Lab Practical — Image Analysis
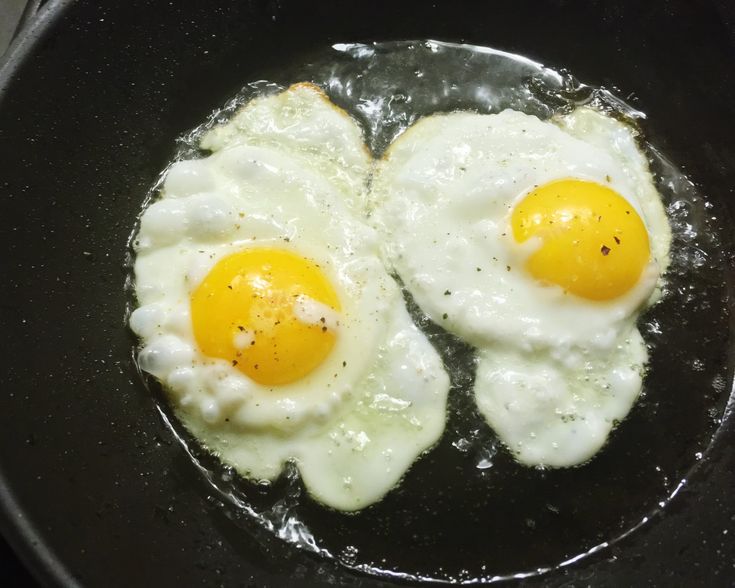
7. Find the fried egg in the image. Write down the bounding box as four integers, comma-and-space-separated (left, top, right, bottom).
130, 84, 449, 510
370, 107, 671, 466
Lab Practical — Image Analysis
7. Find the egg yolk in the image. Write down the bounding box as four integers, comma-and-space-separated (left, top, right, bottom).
191, 248, 340, 386
511, 179, 650, 301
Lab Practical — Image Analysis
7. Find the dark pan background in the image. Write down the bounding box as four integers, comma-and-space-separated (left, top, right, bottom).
0, 1, 36, 584
1, 1, 735, 586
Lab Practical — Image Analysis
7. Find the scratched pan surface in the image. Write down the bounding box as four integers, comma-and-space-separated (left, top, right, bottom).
1, 1, 735, 586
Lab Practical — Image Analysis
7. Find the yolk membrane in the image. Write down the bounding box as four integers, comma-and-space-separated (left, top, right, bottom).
191, 248, 340, 386
511, 179, 650, 301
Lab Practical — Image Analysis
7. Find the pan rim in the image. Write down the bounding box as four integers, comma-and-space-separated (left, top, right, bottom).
0, 3, 82, 586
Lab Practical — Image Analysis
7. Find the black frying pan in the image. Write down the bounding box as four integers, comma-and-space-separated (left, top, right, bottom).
2, 1, 735, 586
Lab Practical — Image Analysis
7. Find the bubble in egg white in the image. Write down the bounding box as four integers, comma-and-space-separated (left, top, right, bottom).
138, 335, 194, 378
200, 398, 221, 424
138, 199, 188, 246
215, 376, 252, 408
164, 159, 217, 197
185, 193, 237, 240
129, 303, 165, 339
167, 366, 196, 391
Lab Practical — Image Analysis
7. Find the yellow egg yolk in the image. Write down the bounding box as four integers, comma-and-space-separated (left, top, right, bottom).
511, 179, 650, 301
191, 248, 340, 386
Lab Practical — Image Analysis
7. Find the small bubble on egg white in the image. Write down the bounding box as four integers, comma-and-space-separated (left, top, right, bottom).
200, 399, 221, 423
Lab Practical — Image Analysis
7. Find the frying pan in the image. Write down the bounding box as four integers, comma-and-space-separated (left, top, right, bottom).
2, 1, 735, 586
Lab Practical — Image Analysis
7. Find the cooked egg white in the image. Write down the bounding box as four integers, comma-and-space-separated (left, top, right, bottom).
201, 81, 371, 212
370, 107, 671, 466
130, 84, 449, 510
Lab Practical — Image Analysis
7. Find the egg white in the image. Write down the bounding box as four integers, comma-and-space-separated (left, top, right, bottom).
370, 107, 671, 466
370, 108, 670, 350
475, 330, 647, 467
201, 82, 371, 212
131, 85, 449, 510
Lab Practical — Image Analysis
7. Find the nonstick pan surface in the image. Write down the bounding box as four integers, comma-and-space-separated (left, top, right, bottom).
1, 1, 735, 586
